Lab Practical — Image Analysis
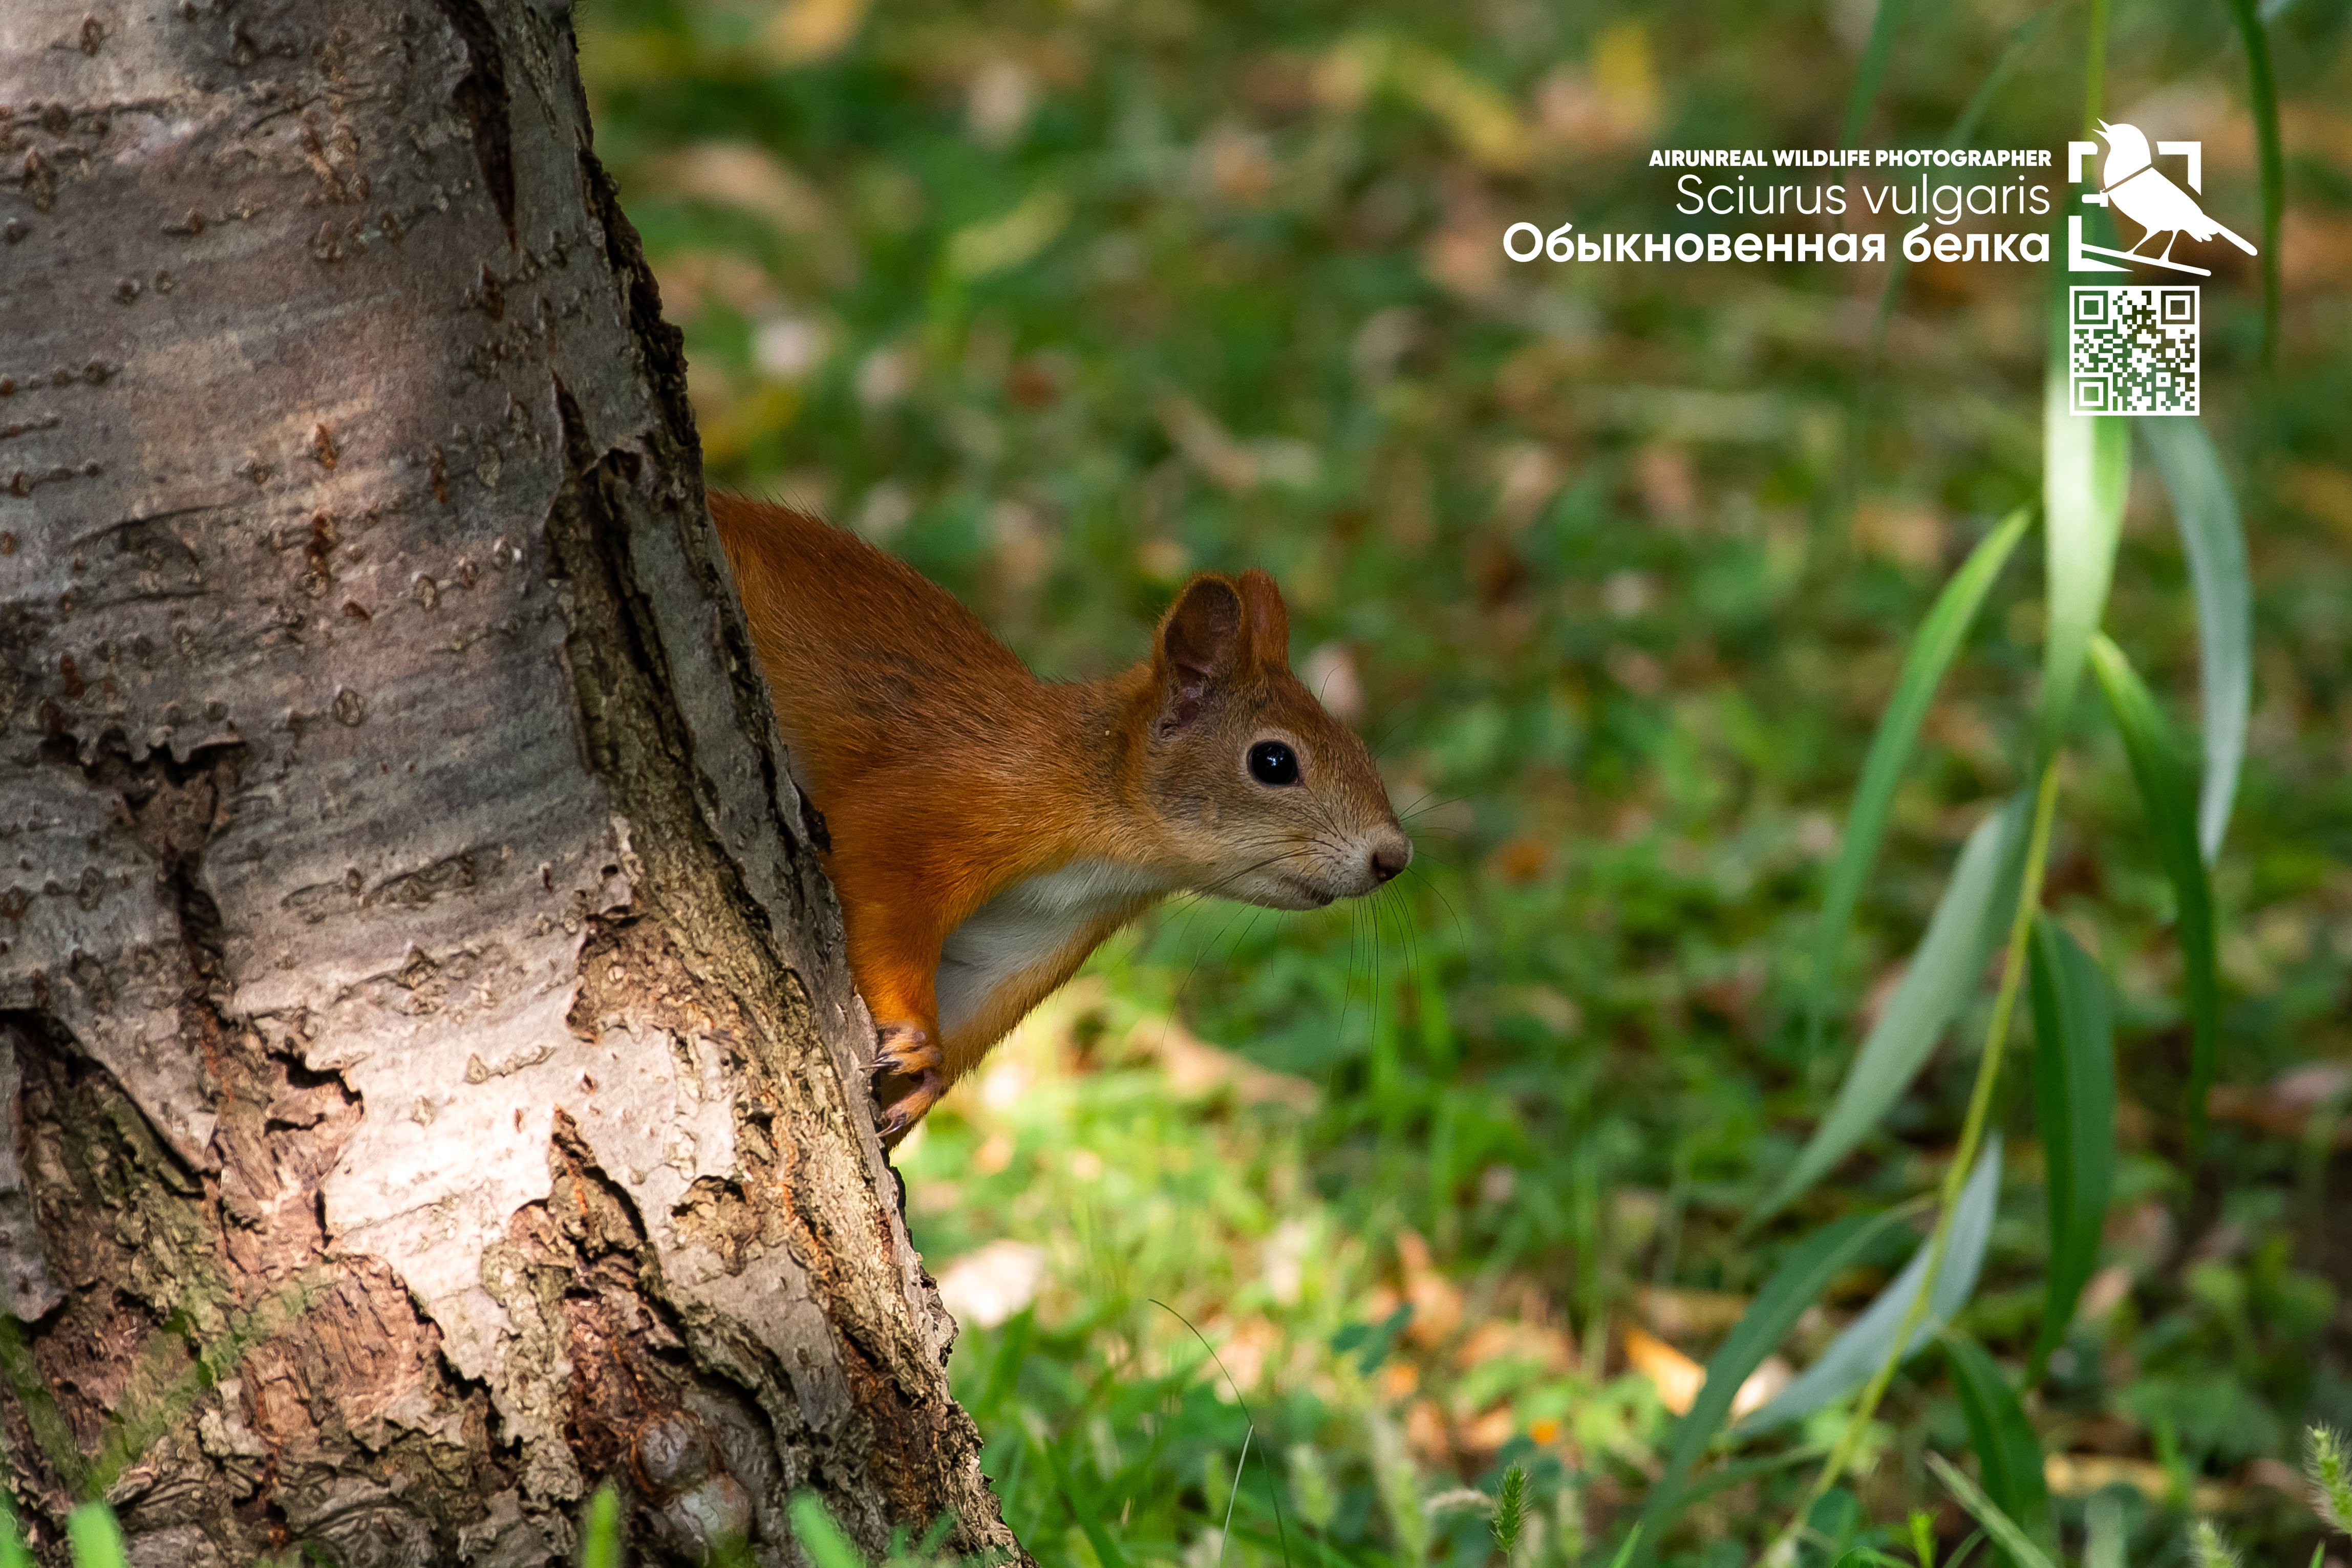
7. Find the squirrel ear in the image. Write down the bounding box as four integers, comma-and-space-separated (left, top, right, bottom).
1156, 575, 1243, 729
1236, 569, 1290, 670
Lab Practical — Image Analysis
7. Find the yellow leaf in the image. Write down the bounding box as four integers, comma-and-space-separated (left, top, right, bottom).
1622, 1323, 1704, 1416
759, 0, 869, 67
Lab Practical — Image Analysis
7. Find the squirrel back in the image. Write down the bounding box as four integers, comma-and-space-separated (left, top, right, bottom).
711, 492, 1409, 1140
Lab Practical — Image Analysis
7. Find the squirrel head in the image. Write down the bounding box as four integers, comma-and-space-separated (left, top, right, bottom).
1140, 570, 1412, 910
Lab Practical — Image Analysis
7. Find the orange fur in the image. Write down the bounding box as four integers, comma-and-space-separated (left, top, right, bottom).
711, 492, 1408, 1141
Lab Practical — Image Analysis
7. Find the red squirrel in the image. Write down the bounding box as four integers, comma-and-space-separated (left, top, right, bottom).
710, 493, 1412, 1142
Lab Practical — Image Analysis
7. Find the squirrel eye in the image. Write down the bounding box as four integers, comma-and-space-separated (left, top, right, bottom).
1247, 740, 1300, 786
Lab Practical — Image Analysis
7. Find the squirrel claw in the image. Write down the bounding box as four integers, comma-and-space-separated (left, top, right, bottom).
871, 1022, 939, 1080
875, 1081, 942, 1145
871, 1023, 944, 1145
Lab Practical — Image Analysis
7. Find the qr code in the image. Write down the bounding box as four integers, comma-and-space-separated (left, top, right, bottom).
2069, 286, 2198, 416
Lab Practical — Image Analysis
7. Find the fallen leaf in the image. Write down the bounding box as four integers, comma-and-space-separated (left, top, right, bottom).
637, 142, 829, 234
758, 0, 869, 65
936, 1239, 1045, 1329
1622, 1323, 1704, 1415
1457, 1405, 1517, 1455
1730, 1355, 1792, 1420
1396, 1230, 1465, 1346
1622, 1322, 1786, 1420
2209, 1063, 2352, 1146
2042, 1453, 2233, 1513
1130, 1014, 1317, 1110
1453, 1317, 1575, 1373
1405, 1398, 1451, 1463
1636, 1285, 1751, 1339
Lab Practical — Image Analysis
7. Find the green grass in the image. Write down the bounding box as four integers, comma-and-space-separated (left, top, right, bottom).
572, 0, 2352, 1563
0, 4, 2343, 1565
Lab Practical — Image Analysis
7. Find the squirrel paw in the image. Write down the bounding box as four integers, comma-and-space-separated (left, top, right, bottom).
871, 1023, 944, 1145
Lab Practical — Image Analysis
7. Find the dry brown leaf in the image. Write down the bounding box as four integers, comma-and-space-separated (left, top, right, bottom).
1456, 1405, 1517, 1455
2208, 1062, 2352, 1145
2043, 1453, 2233, 1513
637, 142, 829, 235
1453, 1317, 1576, 1373
1635, 1285, 1751, 1339
1622, 1323, 1704, 1416
1622, 1322, 1785, 1419
1396, 1230, 1465, 1346
1130, 1014, 1317, 1111
1404, 1398, 1451, 1464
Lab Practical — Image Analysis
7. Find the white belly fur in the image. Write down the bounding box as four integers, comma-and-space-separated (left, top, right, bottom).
935, 860, 1170, 1038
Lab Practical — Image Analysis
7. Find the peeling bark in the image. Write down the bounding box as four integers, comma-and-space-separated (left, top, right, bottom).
0, 1, 1011, 1562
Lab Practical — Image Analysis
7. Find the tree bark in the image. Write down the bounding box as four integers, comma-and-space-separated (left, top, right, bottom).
0, 2, 1013, 1563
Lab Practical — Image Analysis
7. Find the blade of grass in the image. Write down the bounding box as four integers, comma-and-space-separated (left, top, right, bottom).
2084, 1491, 2127, 1568
1767, 763, 2062, 1562
1948, 9, 2061, 146
790, 1492, 868, 1568
1870, 13, 2061, 352
1927, 1452, 2060, 1568
1145, 1297, 1292, 1568
2087, 634, 2222, 1151
1674, 1446, 1829, 1513
2136, 419, 2252, 862
2039, 310, 2130, 765
582, 1484, 626, 1568
2221, 0, 2284, 363
2083, 0, 2111, 125
1741, 1135, 2005, 1432
1023, 1414, 1135, 1568
65, 1505, 127, 1568
1631, 1205, 1918, 1561
1942, 1334, 2051, 1565
1802, 506, 2033, 1059
0, 1494, 25, 1568
1840, 0, 1908, 147
1772, 791, 2032, 1223
1367, 1408, 1428, 1565
2027, 915, 2115, 1381
1215, 1426, 1252, 1568
974, 1309, 1035, 1421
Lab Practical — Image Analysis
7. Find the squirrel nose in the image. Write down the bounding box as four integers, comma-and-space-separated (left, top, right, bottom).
1369, 835, 1412, 884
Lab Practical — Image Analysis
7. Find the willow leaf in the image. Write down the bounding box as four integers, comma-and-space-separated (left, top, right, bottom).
2137, 418, 2251, 862
1944, 1334, 2051, 1566
1742, 1135, 2005, 1432
1840, 0, 1907, 147
1632, 1208, 1909, 1563
1927, 1452, 2061, 1568
2222, 0, 2285, 362
1767, 796, 2030, 1222
2039, 296, 2130, 762
1806, 506, 2032, 1053
2087, 634, 2221, 1150
2027, 915, 2114, 1380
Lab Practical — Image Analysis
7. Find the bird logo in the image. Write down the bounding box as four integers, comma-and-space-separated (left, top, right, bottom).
2085, 120, 2257, 269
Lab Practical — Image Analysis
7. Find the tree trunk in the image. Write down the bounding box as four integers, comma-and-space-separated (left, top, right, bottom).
0, 2, 1013, 1563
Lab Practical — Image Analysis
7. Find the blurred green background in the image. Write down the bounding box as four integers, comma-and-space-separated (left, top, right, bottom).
580, 2, 2352, 1563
